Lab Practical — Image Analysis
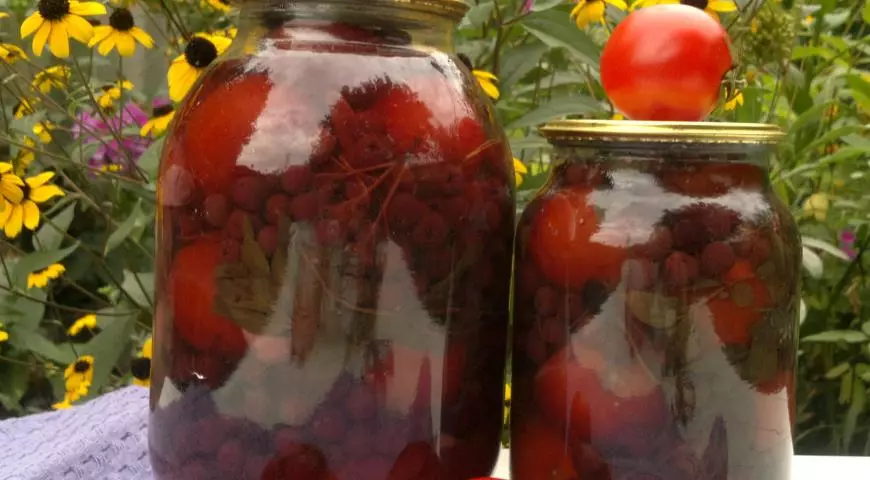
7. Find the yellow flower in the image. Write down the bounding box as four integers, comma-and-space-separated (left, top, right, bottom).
90, 8, 155, 56
15, 137, 38, 175
67, 313, 96, 336
803, 15, 815, 27
0, 13, 8, 19
0, 162, 25, 205
52, 355, 94, 409
724, 91, 744, 110
503, 383, 511, 424
632, 0, 737, 20
0, 43, 28, 64
96, 80, 134, 109
168, 33, 232, 102
20, 0, 106, 58
612, 113, 625, 120
141, 104, 176, 137
131, 336, 152, 387
0, 170, 65, 239
33, 122, 56, 143
214, 27, 238, 39
204, 0, 232, 13
13, 98, 39, 119
32, 65, 71, 94
802, 193, 829, 221
473, 70, 500, 100
514, 158, 528, 186
0, 322, 8, 343
27, 263, 66, 289
571, 0, 627, 28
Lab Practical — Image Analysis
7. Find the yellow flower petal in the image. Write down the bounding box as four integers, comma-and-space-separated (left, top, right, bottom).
0, 199, 11, 228
89, 25, 113, 47
478, 79, 500, 100
48, 22, 70, 58
473, 70, 498, 81
21, 13, 45, 38
705, 9, 720, 21
68, 1, 108, 16
0, 163, 9, 173
22, 200, 40, 230
130, 27, 155, 49
0, 180, 24, 204
168, 61, 200, 102
708, 0, 737, 12
32, 22, 51, 56
513, 158, 529, 174
97, 31, 117, 56
4, 204, 23, 238
606, 0, 629, 10
0, 331, 8, 343
30, 184, 65, 203
116, 32, 136, 56
25, 171, 55, 188
64, 14, 94, 44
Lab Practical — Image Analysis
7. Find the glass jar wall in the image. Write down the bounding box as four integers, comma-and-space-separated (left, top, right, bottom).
511, 121, 800, 480
149, 1, 515, 479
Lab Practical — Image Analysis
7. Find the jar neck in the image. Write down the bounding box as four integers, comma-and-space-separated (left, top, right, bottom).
237, 1, 458, 52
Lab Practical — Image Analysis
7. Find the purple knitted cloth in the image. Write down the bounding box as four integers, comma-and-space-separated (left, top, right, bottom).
0, 386, 152, 480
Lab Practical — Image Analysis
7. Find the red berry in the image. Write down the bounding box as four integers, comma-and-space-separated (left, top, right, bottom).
170, 237, 246, 358
346, 133, 395, 169
279, 443, 328, 479
700, 241, 736, 278
343, 423, 373, 457
220, 238, 240, 262
386, 193, 426, 232
244, 455, 270, 480
734, 234, 772, 267
388, 442, 440, 480
281, 165, 313, 194
273, 428, 306, 454
411, 212, 449, 249
232, 175, 271, 211
203, 194, 230, 228
534, 286, 559, 317
289, 192, 319, 221
345, 384, 377, 421
310, 407, 346, 443
216, 440, 245, 475
634, 225, 673, 260
369, 83, 432, 155
664, 251, 699, 288
257, 225, 279, 256
511, 416, 577, 480
564, 163, 606, 187
179, 71, 272, 194
265, 194, 291, 224
224, 209, 264, 240
339, 457, 393, 480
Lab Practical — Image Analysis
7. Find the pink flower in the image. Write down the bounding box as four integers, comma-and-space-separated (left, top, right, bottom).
73, 104, 151, 174
840, 229, 858, 259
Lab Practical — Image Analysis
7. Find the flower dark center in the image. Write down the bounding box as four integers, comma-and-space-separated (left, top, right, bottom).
38, 0, 70, 21
153, 104, 174, 117
185, 37, 219, 68
457, 53, 473, 71
131, 357, 151, 380
73, 360, 91, 373
109, 8, 135, 31
682, 0, 709, 9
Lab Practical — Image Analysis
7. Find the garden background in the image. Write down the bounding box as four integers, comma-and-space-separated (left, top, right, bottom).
0, 0, 867, 457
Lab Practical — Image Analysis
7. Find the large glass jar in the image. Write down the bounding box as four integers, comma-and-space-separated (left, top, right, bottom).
511, 121, 800, 480
149, 1, 515, 478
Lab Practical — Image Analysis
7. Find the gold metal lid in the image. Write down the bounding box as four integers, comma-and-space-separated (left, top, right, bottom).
539, 120, 786, 145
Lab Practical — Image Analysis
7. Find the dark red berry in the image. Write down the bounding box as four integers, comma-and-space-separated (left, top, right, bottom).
203, 194, 230, 227
310, 407, 346, 443
565, 163, 606, 187
347, 133, 394, 169
224, 209, 263, 240
232, 176, 271, 211
281, 165, 313, 194
177, 211, 202, 238
702, 205, 740, 241
636, 225, 673, 260
310, 129, 337, 165
735, 234, 772, 267
289, 192, 318, 221
279, 443, 328, 478
701, 241, 736, 278
540, 316, 567, 345
534, 286, 559, 317
423, 249, 454, 280
273, 427, 306, 454
243, 455, 270, 480
216, 440, 245, 474
345, 384, 376, 420
672, 218, 706, 252
343, 423, 373, 457
265, 194, 291, 224
411, 212, 449, 249
387, 192, 426, 231
257, 225, 279, 256
664, 251, 699, 288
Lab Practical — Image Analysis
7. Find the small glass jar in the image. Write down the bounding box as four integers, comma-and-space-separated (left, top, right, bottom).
511, 121, 800, 480
149, 1, 515, 478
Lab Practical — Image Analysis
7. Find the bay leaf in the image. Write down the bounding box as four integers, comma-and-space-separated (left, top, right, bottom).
241, 216, 270, 276
627, 291, 680, 329
731, 282, 755, 308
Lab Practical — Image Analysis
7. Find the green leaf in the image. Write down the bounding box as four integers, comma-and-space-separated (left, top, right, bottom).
0, 362, 30, 413
778, 147, 865, 180
857, 364, 870, 383
32, 203, 76, 251
104, 199, 149, 256
846, 73, 870, 100
137, 137, 164, 181
843, 378, 866, 451
825, 362, 852, 379
507, 94, 600, 129
499, 42, 550, 92
801, 246, 823, 278
11, 242, 80, 289
120, 270, 154, 308
521, 8, 601, 67
79, 309, 135, 395
863, 0, 870, 23
863, 321, 870, 337
802, 236, 852, 261
8, 325, 76, 364
839, 372, 852, 405
2, 289, 47, 331
791, 46, 835, 60
459, 1, 494, 29
802, 330, 869, 344
788, 101, 833, 136
803, 125, 869, 154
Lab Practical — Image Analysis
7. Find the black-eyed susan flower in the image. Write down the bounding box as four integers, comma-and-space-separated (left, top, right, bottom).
96, 80, 134, 109
0, 322, 8, 344
0, 162, 24, 205
15, 137, 38, 175
20, 0, 106, 58
724, 91, 743, 111
13, 98, 39, 119
52, 355, 94, 409
457, 53, 501, 100
571, 0, 627, 28
33, 121, 56, 143
0, 12, 8, 19
214, 27, 238, 39
632, 0, 736, 20
131, 336, 152, 387
27, 263, 65, 289
32, 65, 70, 94
0, 43, 28, 64
204, 0, 232, 13
1, 170, 65, 238
68, 313, 96, 335
141, 104, 175, 137
168, 33, 231, 102
513, 158, 528, 187
90, 8, 155, 56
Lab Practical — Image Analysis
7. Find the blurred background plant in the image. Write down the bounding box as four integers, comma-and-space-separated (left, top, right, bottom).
0, 0, 867, 457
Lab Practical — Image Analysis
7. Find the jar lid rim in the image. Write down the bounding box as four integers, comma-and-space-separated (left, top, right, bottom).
539, 120, 786, 145
377, 0, 469, 19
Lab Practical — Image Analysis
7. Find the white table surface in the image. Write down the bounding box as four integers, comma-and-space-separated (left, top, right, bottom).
491, 449, 870, 478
